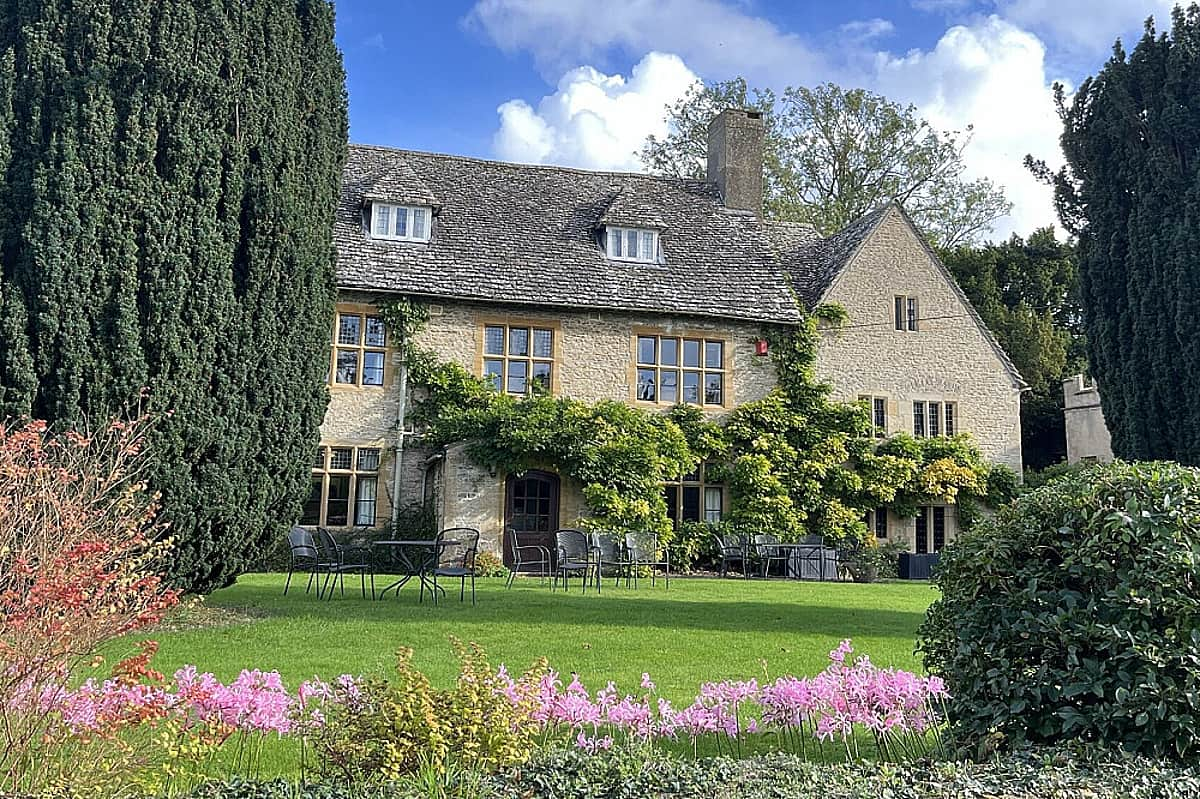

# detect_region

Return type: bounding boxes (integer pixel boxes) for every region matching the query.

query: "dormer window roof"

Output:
[370,202,432,242]
[605,226,659,264]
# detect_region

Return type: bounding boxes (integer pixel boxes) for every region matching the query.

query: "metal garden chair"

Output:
[590,532,630,593]
[283,527,328,596]
[714,532,750,578]
[505,528,552,588]
[624,530,671,588]
[753,533,789,578]
[553,528,597,592]
[315,527,374,599]
[430,527,481,605]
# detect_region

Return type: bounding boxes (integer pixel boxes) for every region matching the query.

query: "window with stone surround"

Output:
[331,309,387,387]
[894,296,919,331]
[663,462,724,524]
[865,507,888,538]
[913,400,957,437]
[858,395,888,437]
[915,505,946,553]
[635,333,727,407]
[482,324,555,396]
[302,445,381,527]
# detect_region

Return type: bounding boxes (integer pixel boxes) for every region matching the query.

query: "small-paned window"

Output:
[331,311,387,387]
[915,506,947,553]
[858,395,888,437]
[866,507,888,538]
[636,333,727,407]
[913,401,958,438]
[894,296,919,331]
[663,463,724,524]
[606,226,659,263]
[482,324,555,396]
[303,445,382,527]
[370,203,432,242]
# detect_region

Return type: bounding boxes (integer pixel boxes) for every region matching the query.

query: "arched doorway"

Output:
[504,470,559,569]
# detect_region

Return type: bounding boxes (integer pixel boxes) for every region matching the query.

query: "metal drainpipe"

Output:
[392,332,409,526]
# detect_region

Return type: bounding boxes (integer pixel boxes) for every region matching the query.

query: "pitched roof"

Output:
[335,145,805,325]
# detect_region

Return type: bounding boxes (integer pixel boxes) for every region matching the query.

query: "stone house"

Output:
[305,109,1026,559]
[1062,374,1114,464]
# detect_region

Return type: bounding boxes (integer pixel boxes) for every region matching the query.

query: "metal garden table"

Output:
[372,538,459,601]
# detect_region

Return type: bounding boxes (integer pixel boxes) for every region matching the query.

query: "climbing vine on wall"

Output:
[379,298,1014,546]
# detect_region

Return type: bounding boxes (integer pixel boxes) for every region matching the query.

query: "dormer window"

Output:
[606,226,658,263]
[370,203,431,242]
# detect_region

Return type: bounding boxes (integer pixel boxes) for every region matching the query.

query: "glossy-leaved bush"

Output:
[918,461,1200,758]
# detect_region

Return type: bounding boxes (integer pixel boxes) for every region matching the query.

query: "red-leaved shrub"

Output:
[0,417,179,792]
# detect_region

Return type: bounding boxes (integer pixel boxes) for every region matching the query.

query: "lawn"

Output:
[138,573,937,701]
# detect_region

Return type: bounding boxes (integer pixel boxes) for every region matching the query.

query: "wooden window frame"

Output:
[330,304,389,389]
[476,317,562,397]
[632,329,732,409]
[303,444,384,528]
[663,462,725,524]
[894,295,920,332]
[605,226,659,264]
[369,202,432,242]
[915,505,948,553]
[858,394,888,438]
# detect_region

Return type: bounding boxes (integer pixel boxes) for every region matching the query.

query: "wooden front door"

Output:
[504,470,559,569]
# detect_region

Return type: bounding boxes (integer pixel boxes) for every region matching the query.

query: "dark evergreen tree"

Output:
[1038,5,1200,463]
[941,229,1085,469]
[0,0,347,591]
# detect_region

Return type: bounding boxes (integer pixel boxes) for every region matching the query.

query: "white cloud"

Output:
[493,52,700,171]
[466,0,826,84]
[840,18,896,42]
[874,16,1068,238]
[997,0,1174,53]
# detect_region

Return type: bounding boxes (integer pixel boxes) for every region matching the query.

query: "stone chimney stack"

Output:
[707,108,764,214]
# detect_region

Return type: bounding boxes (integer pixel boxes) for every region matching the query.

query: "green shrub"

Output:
[496,745,1200,799]
[670,521,722,571]
[1022,460,1086,492]
[918,461,1200,759]
[841,540,903,582]
[309,641,547,784]
[472,550,509,578]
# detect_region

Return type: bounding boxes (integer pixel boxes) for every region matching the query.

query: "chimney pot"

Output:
[707,108,764,214]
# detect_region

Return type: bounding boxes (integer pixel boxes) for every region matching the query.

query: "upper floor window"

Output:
[370,203,432,242]
[913,400,957,438]
[894,296,919,331]
[483,324,555,396]
[605,226,659,263]
[332,311,386,387]
[636,334,726,407]
[858,395,888,438]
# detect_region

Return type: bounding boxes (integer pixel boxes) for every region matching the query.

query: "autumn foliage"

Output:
[0,417,178,792]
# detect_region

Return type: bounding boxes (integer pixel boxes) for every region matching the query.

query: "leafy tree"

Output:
[642,79,1011,246]
[0,0,348,592]
[940,229,1085,469]
[1034,5,1200,464]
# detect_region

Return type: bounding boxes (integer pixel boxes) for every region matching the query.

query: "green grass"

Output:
[115,573,937,779]
[138,573,936,699]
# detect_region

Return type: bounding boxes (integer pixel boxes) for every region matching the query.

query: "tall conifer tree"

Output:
[0,0,347,591]
[1045,5,1200,464]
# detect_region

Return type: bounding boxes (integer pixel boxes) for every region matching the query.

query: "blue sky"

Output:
[332,0,1181,239]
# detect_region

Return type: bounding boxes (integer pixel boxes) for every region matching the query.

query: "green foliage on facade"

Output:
[940,229,1084,470]
[1038,5,1200,464]
[919,461,1200,759]
[384,299,1009,547]
[0,0,348,592]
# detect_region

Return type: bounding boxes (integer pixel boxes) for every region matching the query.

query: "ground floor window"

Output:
[302,445,382,527]
[865,507,888,538]
[663,463,724,524]
[914,506,946,553]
